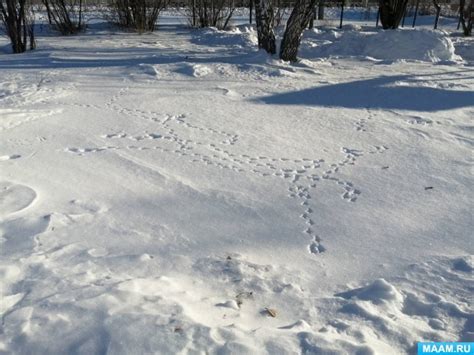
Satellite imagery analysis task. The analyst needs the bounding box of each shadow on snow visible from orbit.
[255,73,474,112]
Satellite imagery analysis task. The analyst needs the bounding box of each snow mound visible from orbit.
[328,256,474,352]
[301,28,462,63]
[192,26,258,48]
[176,63,213,77]
[336,278,403,304]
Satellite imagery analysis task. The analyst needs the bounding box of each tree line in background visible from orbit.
[1,0,472,57]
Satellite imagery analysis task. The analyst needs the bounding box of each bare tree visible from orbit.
[254,0,276,54]
[279,0,316,61]
[0,0,35,53]
[378,0,409,29]
[42,0,84,35]
[109,0,168,33]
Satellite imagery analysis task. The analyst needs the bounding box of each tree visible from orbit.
[187,0,236,29]
[109,0,169,33]
[378,0,408,29]
[279,0,317,61]
[254,0,276,54]
[0,0,35,53]
[43,0,84,35]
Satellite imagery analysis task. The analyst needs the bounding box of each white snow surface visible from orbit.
[0,21,473,354]
[301,27,462,63]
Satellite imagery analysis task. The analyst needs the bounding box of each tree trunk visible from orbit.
[249,0,253,24]
[308,6,315,28]
[318,0,324,19]
[78,0,83,29]
[254,0,276,54]
[459,0,473,36]
[433,0,440,29]
[279,0,317,61]
[0,0,35,53]
[379,0,408,29]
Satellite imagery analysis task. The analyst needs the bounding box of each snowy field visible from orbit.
[1,11,473,354]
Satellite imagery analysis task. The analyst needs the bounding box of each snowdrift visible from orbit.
[191,26,258,48]
[300,28,462,63]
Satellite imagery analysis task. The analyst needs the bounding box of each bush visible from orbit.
[187,0,236,29]
[43,0,84,35]
[108,0,169,33]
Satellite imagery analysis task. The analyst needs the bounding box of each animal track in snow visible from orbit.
[65,146,118,155]
[95,114,373,254]
[100,133,127,139]
[355,119,367,132]
[406,116,433,125]
[354,107,376,132]
[369,145,389,154]
[66,90,391,256]
[105,86,130,110]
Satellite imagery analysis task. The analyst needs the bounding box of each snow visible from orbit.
[0,13,473,354]
[301,27,462,63]
[191,26,258,48]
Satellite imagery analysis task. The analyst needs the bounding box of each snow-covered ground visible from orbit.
[1,13,473,354]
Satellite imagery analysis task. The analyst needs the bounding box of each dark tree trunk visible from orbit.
[78,0,83,29]
[308,6,315,28]
[0,0,35,53]
[339,0,345,28]
[433,0,440,29]
[249,0,253,24]
[44,0,53,24]
[318,0,324,19]
[254,0,276,54]
[412,0,419,27]
[379,0,408,29]
[279,0,317,61]
[459,0,473,36]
